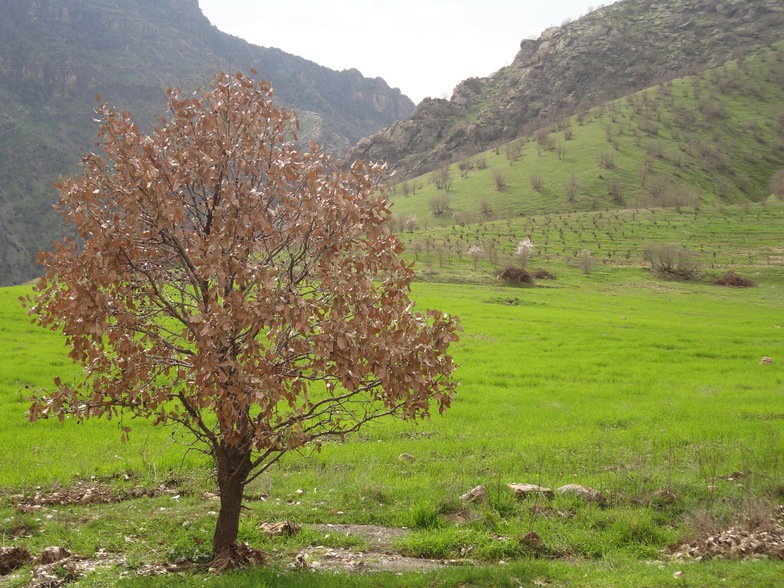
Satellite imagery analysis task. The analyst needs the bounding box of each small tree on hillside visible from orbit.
[24,72,460,568]
[516,238,534,268]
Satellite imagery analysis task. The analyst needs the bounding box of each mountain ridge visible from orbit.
[0,0,414,286]
[347,0,784,177]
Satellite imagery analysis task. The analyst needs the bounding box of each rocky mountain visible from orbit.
[348,0,784,178]
[0,0,414,286]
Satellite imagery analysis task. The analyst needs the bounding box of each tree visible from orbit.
[24,72,460,568]
[516,238,534,268]
[429,193,451,215]
[492,168,507,191]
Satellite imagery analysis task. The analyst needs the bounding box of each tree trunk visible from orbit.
[212,444,252,562]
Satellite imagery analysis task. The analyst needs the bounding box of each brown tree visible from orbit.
[24,72,460,567]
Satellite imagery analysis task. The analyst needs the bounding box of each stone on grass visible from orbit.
[508,483,554,499]
[556,484,603,503]
[460,485,489,504]
[260,521,301,537]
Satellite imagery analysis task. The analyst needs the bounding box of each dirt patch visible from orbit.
[297,524,467,573]
[9,479,182,511]
[309,523,410,551]
[296,546,456,573]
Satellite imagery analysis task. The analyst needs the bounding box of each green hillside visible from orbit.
[388,42,784,231]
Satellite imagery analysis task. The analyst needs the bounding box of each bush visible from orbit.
[495,266,533,285]
[712,272,756,288]
[531,269,556,280]
[643,243,699,280]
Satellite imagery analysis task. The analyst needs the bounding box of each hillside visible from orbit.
[0,0,414,286]
[348,0,784,178]
[385,41,784,238]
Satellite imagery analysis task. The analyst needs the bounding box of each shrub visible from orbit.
[643,243,699,280]
[531,269,556,280]
[495,266,533,285]
[577,248,594,275]
[712,272,756,288]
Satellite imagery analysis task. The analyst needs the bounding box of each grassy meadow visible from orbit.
[2,229,783,585]
[2,41,784,588]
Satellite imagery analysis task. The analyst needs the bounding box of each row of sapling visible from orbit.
[401,203,770,272]
[23,71,461,570]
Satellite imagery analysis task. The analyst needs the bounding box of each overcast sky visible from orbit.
[198,1,619,104]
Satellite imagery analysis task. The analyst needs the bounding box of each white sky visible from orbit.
[198,1,618,104]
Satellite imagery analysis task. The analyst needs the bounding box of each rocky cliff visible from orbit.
[0,0,414,285]
[347,0,784,177]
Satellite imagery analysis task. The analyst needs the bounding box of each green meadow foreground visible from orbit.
[1,212,783,587]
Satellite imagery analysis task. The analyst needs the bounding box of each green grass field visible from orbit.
[2,240,783,585]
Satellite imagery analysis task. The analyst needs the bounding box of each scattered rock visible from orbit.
[0,546,33,575]
[667,519,784,560]
[13,480,180,510]
[556,484,604,503]
[398,453,416,464]
[508,483,554,499]
[460,485,489,504]
[260,521,301,537]
[760,356,774,365]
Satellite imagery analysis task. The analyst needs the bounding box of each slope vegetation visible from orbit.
[349,0,784,178]
[386,42,784,234]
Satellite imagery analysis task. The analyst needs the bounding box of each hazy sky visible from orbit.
[198,1,618,104]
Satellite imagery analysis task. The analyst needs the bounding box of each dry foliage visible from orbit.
[495,266,533,285]
[23,72,460,565]
[712,272,756,288]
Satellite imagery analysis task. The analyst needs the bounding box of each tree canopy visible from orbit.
[24,71,460,566]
